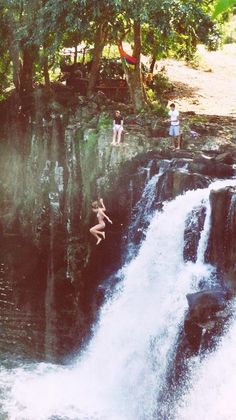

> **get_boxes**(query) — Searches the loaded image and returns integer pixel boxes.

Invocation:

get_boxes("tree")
[213,0,236,17]
[1,0,41,96]
[110,0,220,111]
[142,0,221,69]
[118,20,146,111]
[0,0,225,112]
[111,0,152,110]
[87,21,109,97]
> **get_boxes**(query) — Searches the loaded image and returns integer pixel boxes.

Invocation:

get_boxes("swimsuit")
[113,115,124,132]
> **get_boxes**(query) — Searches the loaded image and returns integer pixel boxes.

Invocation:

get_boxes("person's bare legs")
[176,135,181,149]
[171,136,180,149]
[90,224,105,245]
[96,230,105,245]
[111,128,117,145]
[96,236,102,245]
[116,128,123,145]
[90,228,105,245]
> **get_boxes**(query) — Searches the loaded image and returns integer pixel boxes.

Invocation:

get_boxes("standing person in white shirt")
[168,103,181,149]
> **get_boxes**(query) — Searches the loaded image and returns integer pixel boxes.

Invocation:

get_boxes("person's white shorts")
[169,125,180,136]
[113,124,123,132]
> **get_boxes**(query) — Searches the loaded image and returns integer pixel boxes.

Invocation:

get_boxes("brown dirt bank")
[160,44,236,117]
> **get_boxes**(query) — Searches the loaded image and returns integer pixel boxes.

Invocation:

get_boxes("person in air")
[89,198,113,245]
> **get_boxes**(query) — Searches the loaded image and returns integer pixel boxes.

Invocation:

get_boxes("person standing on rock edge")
[111,110,124,146]
[90,198,113,245]
[168,103,181,149]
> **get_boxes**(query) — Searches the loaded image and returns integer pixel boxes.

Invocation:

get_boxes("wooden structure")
[63,72,129,101]
[95,79,129,101]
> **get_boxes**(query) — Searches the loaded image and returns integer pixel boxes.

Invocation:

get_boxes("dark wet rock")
[189,153,235,178]
[184,205,207,262]
[157,169,209,201]
[170,288,233,381]
[205,187,236,289]
[190,122,219,136]
[184,318,203,353]
[214,152,234,165]
[169,150,194,160]
[186,289,231,323]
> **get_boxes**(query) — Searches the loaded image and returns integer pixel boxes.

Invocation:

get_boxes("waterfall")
[174,301,236,420]
[0,178,236,419]
[126,159,170,260]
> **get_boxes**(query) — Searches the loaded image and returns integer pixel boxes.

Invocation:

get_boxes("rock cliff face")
[0,92,236,361]
[206,187,236,289]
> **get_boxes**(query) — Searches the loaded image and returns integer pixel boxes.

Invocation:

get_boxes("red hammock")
[118,43,137,65]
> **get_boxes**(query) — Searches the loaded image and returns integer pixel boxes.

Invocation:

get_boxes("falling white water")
[126,160,170,259]
[175,301,236,420]
[1,178,236,420]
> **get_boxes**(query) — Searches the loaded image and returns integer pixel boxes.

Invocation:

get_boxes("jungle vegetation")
[0,0,234,110]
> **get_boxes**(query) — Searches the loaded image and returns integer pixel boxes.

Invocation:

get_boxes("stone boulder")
[183,318,203,353]
[182,288,232,354]
[214,152,234,165]
[189,153,235,178]
[186,289,232,323]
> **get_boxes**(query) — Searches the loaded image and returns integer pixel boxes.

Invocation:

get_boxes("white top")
[168,109,179,126]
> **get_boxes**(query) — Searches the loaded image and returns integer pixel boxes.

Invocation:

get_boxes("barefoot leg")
[116,127,123,144]
[112,128,117,145]
[90,227,101,243]
[90,223,105,243]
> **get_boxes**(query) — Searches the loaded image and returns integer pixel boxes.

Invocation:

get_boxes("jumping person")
[89,198,113,245]
[111,110,124,146]
[168,103,181,149]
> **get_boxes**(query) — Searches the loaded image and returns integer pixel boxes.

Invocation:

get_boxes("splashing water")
[1,178,236,420]
[174,301,236,420]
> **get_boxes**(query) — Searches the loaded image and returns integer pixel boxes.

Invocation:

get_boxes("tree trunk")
[121,21,147,111]
[87,23,108,97]
[43,56,50,88]
[74,45,78,64]
[20,45,38,96]
[82,48,86,64]
[10,43,22,92]
[42,45,50,88]
[150,55,156,74]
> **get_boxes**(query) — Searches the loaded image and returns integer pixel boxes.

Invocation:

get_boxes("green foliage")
[0,0,226,106]
[99,58,124,79]
[142,0,221,61]
[98,113,111,128]
[213,0,236,18]
[151,71,172,97]
[151,100,168,117]
[146,88,156,102]
[223,15,236,42]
